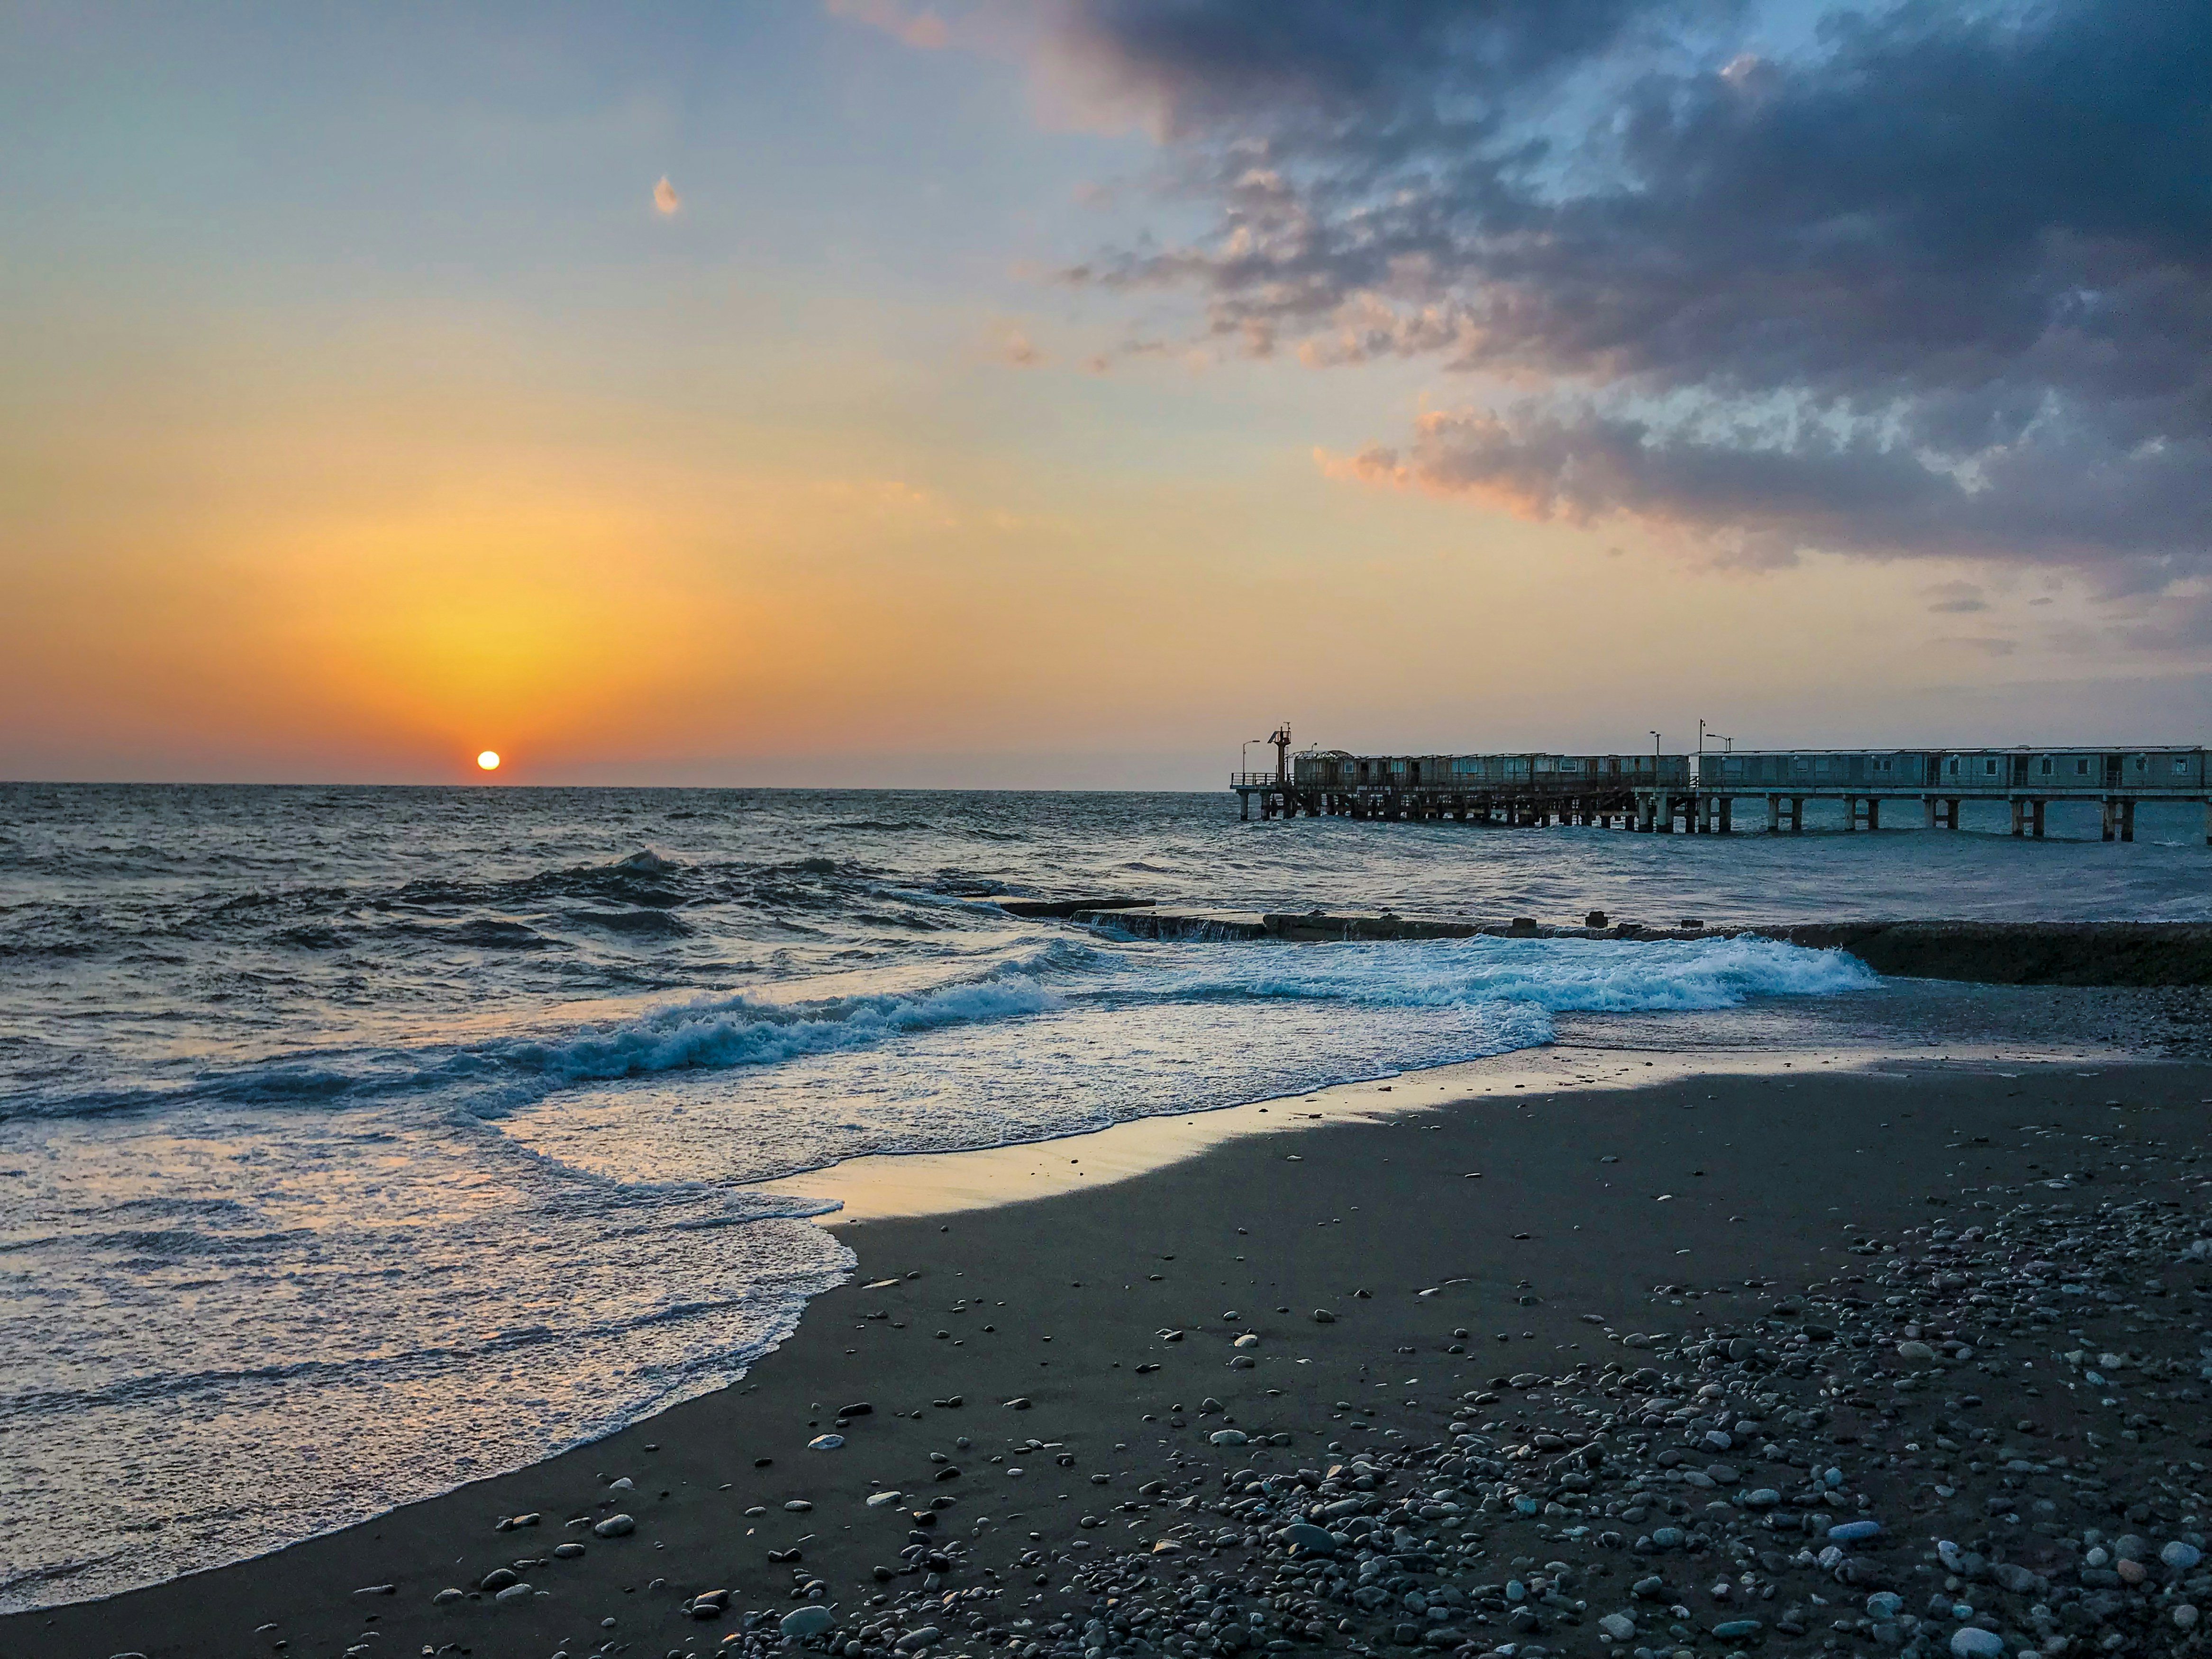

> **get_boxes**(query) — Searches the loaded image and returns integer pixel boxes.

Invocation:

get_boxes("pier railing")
[1229,772,1284,787]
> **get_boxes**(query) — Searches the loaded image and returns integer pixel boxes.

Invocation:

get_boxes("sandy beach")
[12,1042,2212,1659]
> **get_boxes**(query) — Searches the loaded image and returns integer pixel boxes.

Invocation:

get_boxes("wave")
[0,934,1866,1125]
[1136,934,1878,1014]
[488,976,1060,1084]
[559,908,694,938]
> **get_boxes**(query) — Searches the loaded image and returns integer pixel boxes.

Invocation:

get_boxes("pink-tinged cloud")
[1318,399,2212,583]
[653,176,681,215]
[825,0,949,51]
[1000,328,1044,367]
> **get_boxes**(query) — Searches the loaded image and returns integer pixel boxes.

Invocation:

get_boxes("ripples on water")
[0,784,2203,1607]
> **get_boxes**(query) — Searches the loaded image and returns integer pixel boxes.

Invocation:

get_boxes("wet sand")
[9,1048,2212,1659]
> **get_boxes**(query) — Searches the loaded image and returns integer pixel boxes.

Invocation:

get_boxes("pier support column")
[1790,797,1804,834]
[2011,798,2027,837]
[2120,799,2136,843]
[1946,798,1961,830]
[2101,799,2116,841]
[1240,791,1250,822]
[2204,799,2212,846]
[2031,799,2047,839]
[1767,795,1782,833]
[1718,797,1733,834]
[1924,796,1937,830]
[1866,797,1881,831]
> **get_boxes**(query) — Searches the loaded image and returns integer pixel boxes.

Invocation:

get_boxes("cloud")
[1923,581,1988,615]
[826,0,950,51]
[653,175,681,216]
[1316,397,2210,575]
[999,328,1046,367]
[1038,0,2212,591]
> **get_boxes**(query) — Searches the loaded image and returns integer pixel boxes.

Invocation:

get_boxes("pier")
[1231,730,2212,843]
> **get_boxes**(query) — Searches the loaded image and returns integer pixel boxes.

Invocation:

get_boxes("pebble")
[592,1513,635,1537]
[493,1581,533,1604]
[807,1433,845,1450]
[781,1606,836,1639]
[387,1093,2212,1659]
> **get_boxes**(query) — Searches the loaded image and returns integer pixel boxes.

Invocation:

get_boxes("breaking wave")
[491,976,1062,1082]
[1137,933,1878,1014]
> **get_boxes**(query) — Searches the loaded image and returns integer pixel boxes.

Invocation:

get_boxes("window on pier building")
[2077,759,2090,775]
[2178,758,2194,775]
[2039,757,2052,775]
[1947,758,1959,776]
[1984,758,2000,775]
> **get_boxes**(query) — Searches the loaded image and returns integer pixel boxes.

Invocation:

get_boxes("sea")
[3,783,2207,1609]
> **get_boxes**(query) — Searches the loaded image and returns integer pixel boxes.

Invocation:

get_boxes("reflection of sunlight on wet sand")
[752,1039,1870,1225]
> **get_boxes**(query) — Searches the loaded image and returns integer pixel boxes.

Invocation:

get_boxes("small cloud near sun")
[653,176,682,216]
[824,0,948,51]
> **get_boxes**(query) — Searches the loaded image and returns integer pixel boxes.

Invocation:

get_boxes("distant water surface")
[0,784,2202,1607]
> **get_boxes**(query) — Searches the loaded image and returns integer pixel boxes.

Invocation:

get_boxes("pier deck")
[1232,744,2212,842]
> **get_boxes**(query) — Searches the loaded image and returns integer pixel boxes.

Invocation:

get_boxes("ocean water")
[1,784,2205,1609]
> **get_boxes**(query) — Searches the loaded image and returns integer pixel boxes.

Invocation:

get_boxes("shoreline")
[14,1034,2212,1659]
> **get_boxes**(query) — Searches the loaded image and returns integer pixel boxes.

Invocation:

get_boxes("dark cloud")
[1922,580,1989,614]
[1047,0,2212,581]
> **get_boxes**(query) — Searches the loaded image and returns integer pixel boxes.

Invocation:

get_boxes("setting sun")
[476,750,500,771]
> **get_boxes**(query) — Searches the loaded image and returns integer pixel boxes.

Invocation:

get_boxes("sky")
[2,0,2206,787]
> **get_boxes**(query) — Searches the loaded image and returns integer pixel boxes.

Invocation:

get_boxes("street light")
[1240,737,1266,778]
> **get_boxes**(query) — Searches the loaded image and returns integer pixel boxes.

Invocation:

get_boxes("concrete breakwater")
[1026,904,2212,987]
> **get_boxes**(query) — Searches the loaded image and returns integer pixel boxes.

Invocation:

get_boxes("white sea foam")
[1136,933,1878,1013]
